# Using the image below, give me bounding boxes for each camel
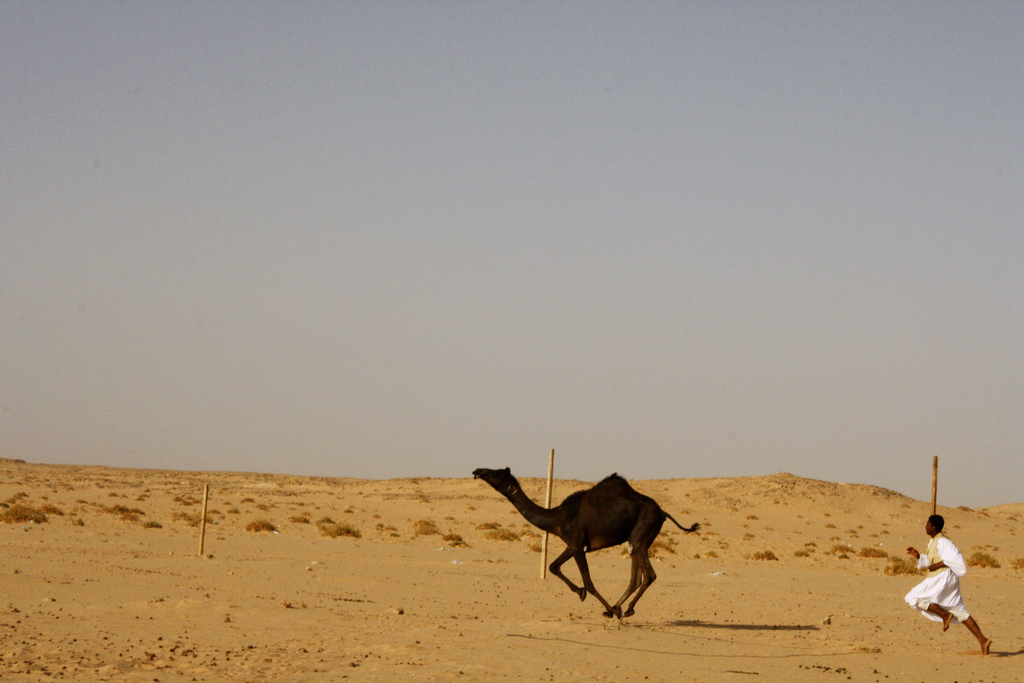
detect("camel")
[472,467,700,619]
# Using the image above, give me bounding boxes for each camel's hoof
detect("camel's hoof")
[577,588,587,602]
[623,609,635,618]
[602,610,615,618]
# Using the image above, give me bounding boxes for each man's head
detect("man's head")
[926,514,945,536]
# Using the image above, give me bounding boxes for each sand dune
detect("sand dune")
[2,458,1022,681]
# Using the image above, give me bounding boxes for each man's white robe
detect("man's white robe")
[904,533,969,623]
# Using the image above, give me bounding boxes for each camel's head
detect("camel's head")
[472,467,512,491]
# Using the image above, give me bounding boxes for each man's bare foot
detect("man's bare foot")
[981,638,992,655]
[942,613,953,632]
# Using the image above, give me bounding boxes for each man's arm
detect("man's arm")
[936,538,967,577]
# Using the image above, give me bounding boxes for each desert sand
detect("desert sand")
[1,457,1022,682]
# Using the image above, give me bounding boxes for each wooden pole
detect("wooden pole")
[198,483,210,557]
[931,456,938,515]
[540,449,555,579]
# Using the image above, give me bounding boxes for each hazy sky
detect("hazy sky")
[2,2,1022,507]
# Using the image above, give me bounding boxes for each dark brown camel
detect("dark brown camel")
[472,467,700,619]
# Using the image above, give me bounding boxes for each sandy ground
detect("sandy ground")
[1,458,1022,682]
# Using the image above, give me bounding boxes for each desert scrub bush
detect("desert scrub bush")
[442,532,467,547]
[246,519,277,533]
[375,522,400,537]
[172,511,207,527]
[0,504,48,524]
[752,550,778,561]
[829,543,853,556]
[142,520,163,529]
[240,497,256,504]
[485,527,521,541]
[101,504,146,522]
[1012,557,1024,571]
[649,537,677,558]
[413,520,440,536]
[319,521,361,538]
[794,549,811,557]
[476,522,502,530]
[967,551,1000,569]
[289,515,311,524]
[884,557,920,576]
[858,547,889,559]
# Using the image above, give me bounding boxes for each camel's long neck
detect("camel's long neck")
[497,477,560,533]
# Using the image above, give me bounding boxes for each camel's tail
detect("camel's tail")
[665,513,700,533]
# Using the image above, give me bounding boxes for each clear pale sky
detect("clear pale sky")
[2,3,1022,507]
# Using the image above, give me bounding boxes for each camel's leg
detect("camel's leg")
[623,553,657,618]
[548,547,586,601]
[615,509,665,618]
[610,554,644,617]
[572,552,619,618]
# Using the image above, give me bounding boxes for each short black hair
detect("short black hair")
[928,514,945,532]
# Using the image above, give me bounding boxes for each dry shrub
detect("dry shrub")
[967,551,1000,569]
[319,521,360,538]
[142,520,163,529]
[858,547,889,559]
[1,504,48,524]
[794,550,811,557]
[246,519,277,533]
[650,538,677,558]
[413,520,440,536]
[101,504,146,522]
[829,543,853,555]
[485,528,520,542]
[1011,557,1024,571]
[884,557,920,576]
[289,515,311,524]
[442,532,467,547]
[172,511,204,527]
[752,550,778,561]
[476,522,502,530]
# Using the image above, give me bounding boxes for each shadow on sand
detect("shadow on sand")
[666,619,819,632]
[508,620,832,660]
